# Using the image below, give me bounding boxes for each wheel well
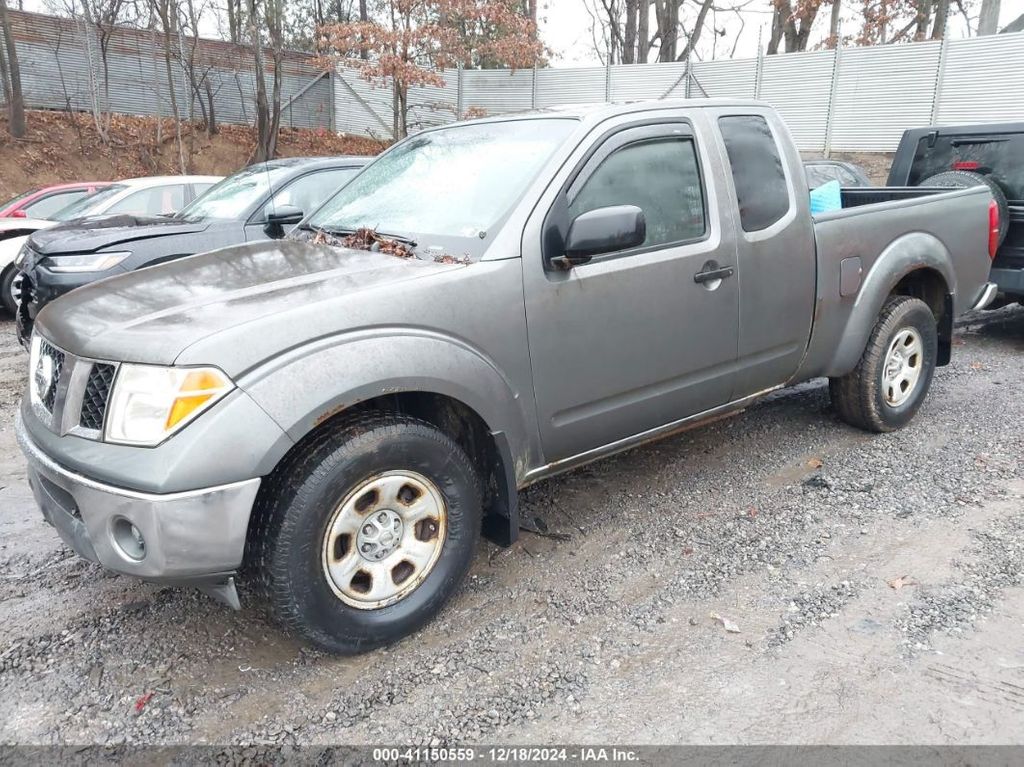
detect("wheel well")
[890,268,953,366]
[279,392,519,547]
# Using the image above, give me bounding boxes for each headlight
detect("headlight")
[13,242,30,269]
[104,364,234,446]
[44,251,130,273]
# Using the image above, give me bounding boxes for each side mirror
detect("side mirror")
[551,205,646,270]
[263,205,304,237]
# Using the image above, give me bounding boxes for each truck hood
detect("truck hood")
[29,215,213,255]
[35,240,458,367]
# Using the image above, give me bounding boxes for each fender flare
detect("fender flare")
[824,232,955,377]
[239,329,536,544]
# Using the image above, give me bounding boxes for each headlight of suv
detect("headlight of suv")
[43,251,131,273]
[13,242,30,270]
[104,364,234,446]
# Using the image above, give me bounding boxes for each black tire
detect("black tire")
[0,266,17,317]
[246,411,482,654]
[829,295,938,433]
[919,170,1009,247]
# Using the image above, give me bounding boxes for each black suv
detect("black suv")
[889,123,1024,303]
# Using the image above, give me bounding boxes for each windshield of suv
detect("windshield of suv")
[306,118,576,249]
[177,164,293,221]
[51,184,127,221]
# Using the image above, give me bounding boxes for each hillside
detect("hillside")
[0,111,386,199]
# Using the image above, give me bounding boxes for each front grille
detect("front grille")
[37,338,65,412]
[32,336,117,440]
[80,363,115,431]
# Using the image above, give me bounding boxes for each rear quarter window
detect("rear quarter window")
[719,115,790,232]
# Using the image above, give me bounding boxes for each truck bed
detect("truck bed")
[799,184,994,381]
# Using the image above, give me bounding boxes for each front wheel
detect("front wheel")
[247,412,482,654]
[0,266,17,316]
[829,295,938,433]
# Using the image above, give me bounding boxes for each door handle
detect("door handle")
[694,265,734,284]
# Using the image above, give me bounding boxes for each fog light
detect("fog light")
[112,517,146,561]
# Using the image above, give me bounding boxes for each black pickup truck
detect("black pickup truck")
[889,123,1024,304]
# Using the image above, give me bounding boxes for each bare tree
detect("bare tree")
[151,0,187,172]
[0,0,25,136]
[768,0,823,54]
[248,0,283,161]
[586,0,722,65]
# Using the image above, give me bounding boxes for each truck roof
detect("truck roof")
[469,98,770,125]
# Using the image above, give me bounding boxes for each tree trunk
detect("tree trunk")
[931,0,949,38]
[914,0,932,40]
[249,0,273,161]
[159,5,186,173]
[205,78,217,136]
[978,0,1000,34]
[623,0,638,64]
[0,0,25,137]
[359,0,368,59]
[637,0,650,62]
[828,0,842,46]
[768,2,785,54]
[655,0,679,63]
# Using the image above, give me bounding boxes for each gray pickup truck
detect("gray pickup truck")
[16,100,996,653]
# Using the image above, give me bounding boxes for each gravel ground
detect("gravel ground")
[1,307,1023,746]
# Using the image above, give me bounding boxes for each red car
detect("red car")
[0,181,111,220]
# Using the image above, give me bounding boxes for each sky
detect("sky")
[539,0,1024,67]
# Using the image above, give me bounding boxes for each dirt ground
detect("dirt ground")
[0,111,386,200]
[1,307,1023,746]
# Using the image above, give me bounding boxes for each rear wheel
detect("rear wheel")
[247,411,482,654]
[0,266,17,316]
[829,295,938,433]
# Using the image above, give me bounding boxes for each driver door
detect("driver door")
[523,120,740,462]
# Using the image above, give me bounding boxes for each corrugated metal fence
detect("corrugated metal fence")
[5,9,1024,152]
[339,31,1024,152]
[5,10,333,131]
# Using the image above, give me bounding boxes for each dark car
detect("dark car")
[803,159,873,189]
[888,123,1024,304]
[16,156,369,343]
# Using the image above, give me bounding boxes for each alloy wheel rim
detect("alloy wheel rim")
[321,470,447,609]
[882,327,923,407]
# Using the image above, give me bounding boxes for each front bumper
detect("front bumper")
[15,408,261,583]
[15,264,124,345]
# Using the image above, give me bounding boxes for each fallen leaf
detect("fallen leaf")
[970,362,984,370]
[806,457,824,470]
[134,691,154,713]
[710,612,741,633]
[887,575,917,590]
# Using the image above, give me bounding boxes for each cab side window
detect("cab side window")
[264,168,360,220]
[107,185,187,216]
[568,137,706,251]
[719,115,790,232]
